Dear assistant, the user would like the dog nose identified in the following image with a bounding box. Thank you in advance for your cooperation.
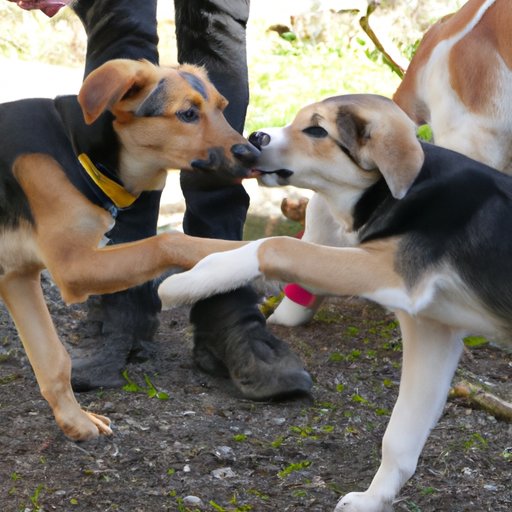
[231,143,260,165]
[248,131,271,150]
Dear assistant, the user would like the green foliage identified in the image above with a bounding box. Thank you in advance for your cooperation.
[121,370,169,400]
[29,484,44,512]
[278,460,312,479]
[416,124,433,142]
[463,432,489,452]
[463,336,489,348]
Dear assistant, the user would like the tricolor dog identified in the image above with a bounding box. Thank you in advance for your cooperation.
[267,0,512,328]
[158,94,512,512]
[0,58,258,441]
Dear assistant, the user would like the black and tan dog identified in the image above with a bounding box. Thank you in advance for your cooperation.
[159,94,512,511]
[0,57,259,441]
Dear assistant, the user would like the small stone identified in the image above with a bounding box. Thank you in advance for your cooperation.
[183,496,204,508]
[183,464,191,473]
[214,446,236,462]
[211,467,236,479]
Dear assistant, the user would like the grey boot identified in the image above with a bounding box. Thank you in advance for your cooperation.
[70,284,159,391]
[190,287,312,400]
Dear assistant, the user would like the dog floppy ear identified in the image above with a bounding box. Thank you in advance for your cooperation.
[335,96,424,199]
[78,59,160,124]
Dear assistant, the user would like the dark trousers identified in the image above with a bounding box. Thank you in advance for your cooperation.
[175,0,251,241]
[92,0,252,339]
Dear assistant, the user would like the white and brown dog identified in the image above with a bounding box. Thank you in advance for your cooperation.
[158,93,512,511]
[394,0,512,172]
[265,0,512,328]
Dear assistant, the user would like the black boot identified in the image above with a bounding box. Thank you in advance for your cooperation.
[70,283,160,391]
[190,286,313,400]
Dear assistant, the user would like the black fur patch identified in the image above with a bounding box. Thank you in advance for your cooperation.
[179,71,209,100]
[135,80,168,117]
[353,142,512,333]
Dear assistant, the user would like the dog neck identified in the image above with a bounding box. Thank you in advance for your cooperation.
[321,185,370,232]
[117,148,168,196]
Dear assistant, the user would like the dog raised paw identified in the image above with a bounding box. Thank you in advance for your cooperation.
[158,241,265,308]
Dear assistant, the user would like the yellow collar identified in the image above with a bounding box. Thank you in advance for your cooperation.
[78,153,139,209]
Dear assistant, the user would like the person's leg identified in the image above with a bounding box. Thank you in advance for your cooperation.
[70,191,163,391]
[70,0,162,390]
[175,0,312,399]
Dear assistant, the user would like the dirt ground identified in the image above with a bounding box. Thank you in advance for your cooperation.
[0,271,511,512]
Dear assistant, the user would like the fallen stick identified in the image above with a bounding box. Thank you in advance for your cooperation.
[449,380,512,422]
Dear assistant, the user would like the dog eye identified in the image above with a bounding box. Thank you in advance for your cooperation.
[177,107,199,123]
[302,126,328,138]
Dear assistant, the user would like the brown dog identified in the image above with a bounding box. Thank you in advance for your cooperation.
[393,0,512,172]
[0,58,257,441]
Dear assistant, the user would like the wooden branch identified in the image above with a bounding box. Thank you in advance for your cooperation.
[359,1,406,79]
[450,380,512,422]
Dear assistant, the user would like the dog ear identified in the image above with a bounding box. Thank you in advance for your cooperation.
[134,79,167,117]
[78,59,156,124]
[335,100,424,199]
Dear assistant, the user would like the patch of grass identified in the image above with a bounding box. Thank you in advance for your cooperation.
[351,393,369,405]
[463,336,489,348]
[270,435,285,448]
[315,308,344,324]
[329,351,345,363]
[29,484,44,512]
[345,325,360,336]
[405,501,422,512]
[247,488,270,501]
[419,486,437,496]
[278,460,312,479]
[463,432,489,452]
[290,425,317,439]
[0,373,19,384]
[121,370,169,400]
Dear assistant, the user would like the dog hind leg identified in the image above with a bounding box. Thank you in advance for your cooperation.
[0,270,112,440]
[269,194,356,326]
[336,313,463,512]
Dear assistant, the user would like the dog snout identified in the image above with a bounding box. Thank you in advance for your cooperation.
[248,131,271,150]
[231,143,260,165]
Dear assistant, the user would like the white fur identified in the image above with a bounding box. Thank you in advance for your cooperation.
[336,314,464,511]
[158,239,264,308]
[411,0,512,172]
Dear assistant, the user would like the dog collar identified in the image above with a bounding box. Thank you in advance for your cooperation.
[78,153,139,211]
[283,283,316,307]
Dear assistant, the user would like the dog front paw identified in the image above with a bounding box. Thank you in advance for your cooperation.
[335,492,393,512]
[56,409,112,441]
[159,241,264,308]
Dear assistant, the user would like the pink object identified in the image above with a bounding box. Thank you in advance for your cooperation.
[8,0,71,17]
[283,283,316,307]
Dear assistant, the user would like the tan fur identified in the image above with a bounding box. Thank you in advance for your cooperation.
[393,0,499,122]
[393,0,512,172]
[0,59,253,441]
[257,237,403,297]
